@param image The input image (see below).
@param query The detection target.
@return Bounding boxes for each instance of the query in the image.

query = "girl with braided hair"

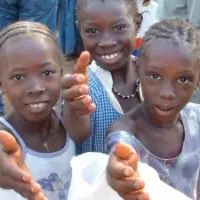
[106,19,200,200]
[0,21,75,200]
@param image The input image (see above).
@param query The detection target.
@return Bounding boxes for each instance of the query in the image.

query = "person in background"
[58,0,84,59]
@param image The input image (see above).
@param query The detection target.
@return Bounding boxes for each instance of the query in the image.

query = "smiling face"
[0,35,62,122]
[138,41,200,125]
[78,0,136,71]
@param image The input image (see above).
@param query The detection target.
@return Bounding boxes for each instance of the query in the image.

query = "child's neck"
[7,110,54,137]
[111,56,140,112]
[7,110,66,153]
[111,56,136,86]
[140,103,180,128]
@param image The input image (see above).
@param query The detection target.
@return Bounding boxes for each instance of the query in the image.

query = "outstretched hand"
[0,130,47,200]
[61,51,96,116]
[107,143,150,200]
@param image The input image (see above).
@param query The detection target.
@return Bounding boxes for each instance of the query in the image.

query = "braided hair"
[139,19,200,64]
[0,21,63,65]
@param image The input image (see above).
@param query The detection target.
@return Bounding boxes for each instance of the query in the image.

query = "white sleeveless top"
[0,116,75,200]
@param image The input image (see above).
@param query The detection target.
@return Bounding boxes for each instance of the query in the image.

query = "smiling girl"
[62,0,143,154]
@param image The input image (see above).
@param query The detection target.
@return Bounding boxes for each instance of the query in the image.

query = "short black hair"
[76,0,141,28]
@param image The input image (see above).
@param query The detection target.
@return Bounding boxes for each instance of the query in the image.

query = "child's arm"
[61,51,96,142]
[0,130,46,200]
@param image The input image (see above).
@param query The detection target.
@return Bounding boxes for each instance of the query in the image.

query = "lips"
[155,105,177,115]
[26,102,48,113]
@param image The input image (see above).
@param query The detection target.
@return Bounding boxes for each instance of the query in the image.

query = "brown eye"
[114,24,126,31]
[13,74,24,81]
[42,71,54,77]
[177,76,190,84]
[149,73,161,80]
[86,28,99,34]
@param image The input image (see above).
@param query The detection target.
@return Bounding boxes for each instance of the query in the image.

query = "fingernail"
[133,181,141,190]
[138,194,145,200]
[22,175,31,182]
[30,187,35,193]
[124,167,133,177]
[75,75,84,82]
[79,86,88,94]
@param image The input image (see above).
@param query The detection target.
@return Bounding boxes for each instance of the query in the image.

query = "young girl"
[0,21,75,200]
[106,19,200,199]
[62,0,143,154]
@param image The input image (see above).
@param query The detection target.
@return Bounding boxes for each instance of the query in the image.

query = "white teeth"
[29,103,45,109]
[102,52,119,60]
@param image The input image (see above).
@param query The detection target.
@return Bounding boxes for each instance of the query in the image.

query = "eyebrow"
[147,65,195,74]
[84,18,127,25]
[9,62,57,72]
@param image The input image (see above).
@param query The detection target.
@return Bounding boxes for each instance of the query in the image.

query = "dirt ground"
[3,57,77,116]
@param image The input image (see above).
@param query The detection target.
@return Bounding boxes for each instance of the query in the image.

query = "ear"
[75,20,80,30]
[60,68,63,76]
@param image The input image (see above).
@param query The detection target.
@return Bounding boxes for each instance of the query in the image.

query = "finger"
[108,177,145,194]
[120,191,150,200]
[1,163,32,183]
[0,130,19,153]
[34,192,48,200]
[114,143,138,170]
[66,95,91,108]
[107,155,134,180]
[0,175,39,196]
[19,183,44,200]
[62,85,89,101]
[61,74,86,89]
[75,51,90,75]
[0,150,31,183]
[73,104,96,116]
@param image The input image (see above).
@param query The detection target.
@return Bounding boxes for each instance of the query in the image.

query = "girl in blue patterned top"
[61,0,143,154]
[106,19,200,200]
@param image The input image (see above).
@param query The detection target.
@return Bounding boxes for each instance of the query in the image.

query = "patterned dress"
[106,103,200,199]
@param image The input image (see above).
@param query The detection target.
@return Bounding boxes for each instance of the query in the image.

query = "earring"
[0,88,5,95]
[193,87,199,94]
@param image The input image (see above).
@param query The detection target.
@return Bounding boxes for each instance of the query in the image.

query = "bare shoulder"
[108,105,141,134]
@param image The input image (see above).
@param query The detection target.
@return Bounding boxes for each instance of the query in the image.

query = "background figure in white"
[136,0,158,37]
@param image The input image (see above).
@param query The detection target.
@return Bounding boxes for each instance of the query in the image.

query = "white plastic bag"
[68,153,191,200]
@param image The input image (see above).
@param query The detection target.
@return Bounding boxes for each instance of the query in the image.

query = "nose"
[98,31,117,48]
[26,77,45,95]
[159,81,176,100]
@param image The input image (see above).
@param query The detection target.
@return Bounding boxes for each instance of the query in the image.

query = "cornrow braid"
[0,21,58,49]
[0,21,63,66]
[140,19,200,63]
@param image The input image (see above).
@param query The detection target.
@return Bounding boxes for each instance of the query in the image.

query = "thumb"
[0,130,19,153]
[0,130,30,173]
[75,51,90,83]
[114,142,138,170]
